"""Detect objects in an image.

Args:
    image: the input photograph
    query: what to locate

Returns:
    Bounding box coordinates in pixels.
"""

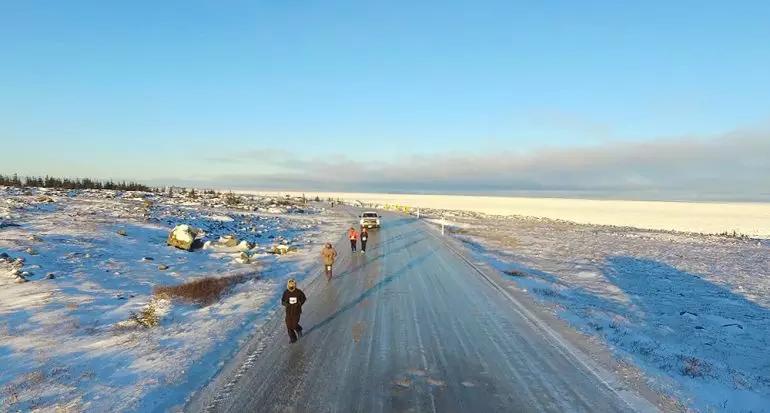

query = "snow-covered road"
[186,212,667,413]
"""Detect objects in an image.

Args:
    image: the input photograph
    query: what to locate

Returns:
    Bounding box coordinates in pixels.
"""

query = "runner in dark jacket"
[360,227,369,253]
[281,278,307,343]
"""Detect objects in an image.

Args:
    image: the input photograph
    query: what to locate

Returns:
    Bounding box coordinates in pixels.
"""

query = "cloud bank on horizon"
[174,127,769,202]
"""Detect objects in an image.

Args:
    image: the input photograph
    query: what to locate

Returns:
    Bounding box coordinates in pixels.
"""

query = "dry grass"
[129,302,161,328]
[681,356,711,378]
[153,273,254,306]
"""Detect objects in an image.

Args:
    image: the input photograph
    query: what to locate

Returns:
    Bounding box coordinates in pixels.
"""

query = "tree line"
[0,173,153,192]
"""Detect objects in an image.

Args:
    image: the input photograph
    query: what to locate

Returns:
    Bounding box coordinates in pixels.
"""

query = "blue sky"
[1,1,769,200]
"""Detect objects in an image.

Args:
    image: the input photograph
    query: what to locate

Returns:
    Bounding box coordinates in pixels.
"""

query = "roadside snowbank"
[0,188,349,411]
[420,210,770,412]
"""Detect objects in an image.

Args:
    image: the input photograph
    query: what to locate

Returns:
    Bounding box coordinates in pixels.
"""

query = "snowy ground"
[418,208,770,412]
[0,187,349,412]
[245,190,770,238]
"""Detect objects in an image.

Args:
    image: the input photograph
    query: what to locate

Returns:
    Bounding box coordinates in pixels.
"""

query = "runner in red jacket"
[348,227,358,252]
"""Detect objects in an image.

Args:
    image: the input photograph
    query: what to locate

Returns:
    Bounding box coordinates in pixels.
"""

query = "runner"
[360,226,368,253]
[321,242,337,280]
[348,227,358,252]
[281,278,307,344]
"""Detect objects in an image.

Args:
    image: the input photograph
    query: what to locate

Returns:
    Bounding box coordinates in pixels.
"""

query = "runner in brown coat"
[281,278,307,343]
[321,243,337,280]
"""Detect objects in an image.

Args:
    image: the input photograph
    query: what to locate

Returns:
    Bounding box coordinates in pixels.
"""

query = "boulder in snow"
[270,244,294,255]
[26,247,39,256]
[237,240,254,251]
[34,196,55,203]
[117,229,127,236]
[219,235,238,248]
[167,224,199,251]
[158,264,169,271]
[235,252,251,264]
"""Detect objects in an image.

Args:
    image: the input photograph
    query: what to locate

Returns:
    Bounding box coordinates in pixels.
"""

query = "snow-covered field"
[419,208,770,412]
[0,187,349,412]
[247,190,770,238]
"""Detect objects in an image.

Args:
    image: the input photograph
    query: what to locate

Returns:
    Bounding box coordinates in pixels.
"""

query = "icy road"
[185,212,662,413]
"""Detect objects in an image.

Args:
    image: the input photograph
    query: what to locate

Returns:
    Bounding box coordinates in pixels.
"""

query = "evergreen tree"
[0,173,152,191]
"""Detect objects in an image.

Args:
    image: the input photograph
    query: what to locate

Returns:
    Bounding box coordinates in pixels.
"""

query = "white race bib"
[289,297,297,304]
[362,236,367,241]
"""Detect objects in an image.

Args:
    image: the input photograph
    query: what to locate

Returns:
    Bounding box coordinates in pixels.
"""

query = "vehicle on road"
[359,211,381,229]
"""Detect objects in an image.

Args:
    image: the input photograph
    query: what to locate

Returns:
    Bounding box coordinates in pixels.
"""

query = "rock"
[35,196,55,203]
[14,275,27,283]
[27,235,43,242]
[142,256,154,261]
[167,224,199,251]
[237,240,253,251]
[219,235,238,248]
[158,264,169,271]
[15,256,25,264]
[143,200,153,208]
[117,229,127,236]
[26,247,39,256]
[46,273,55,279]
[0,252,9,261]
[235,252,250,264]
[272,244,291,255]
